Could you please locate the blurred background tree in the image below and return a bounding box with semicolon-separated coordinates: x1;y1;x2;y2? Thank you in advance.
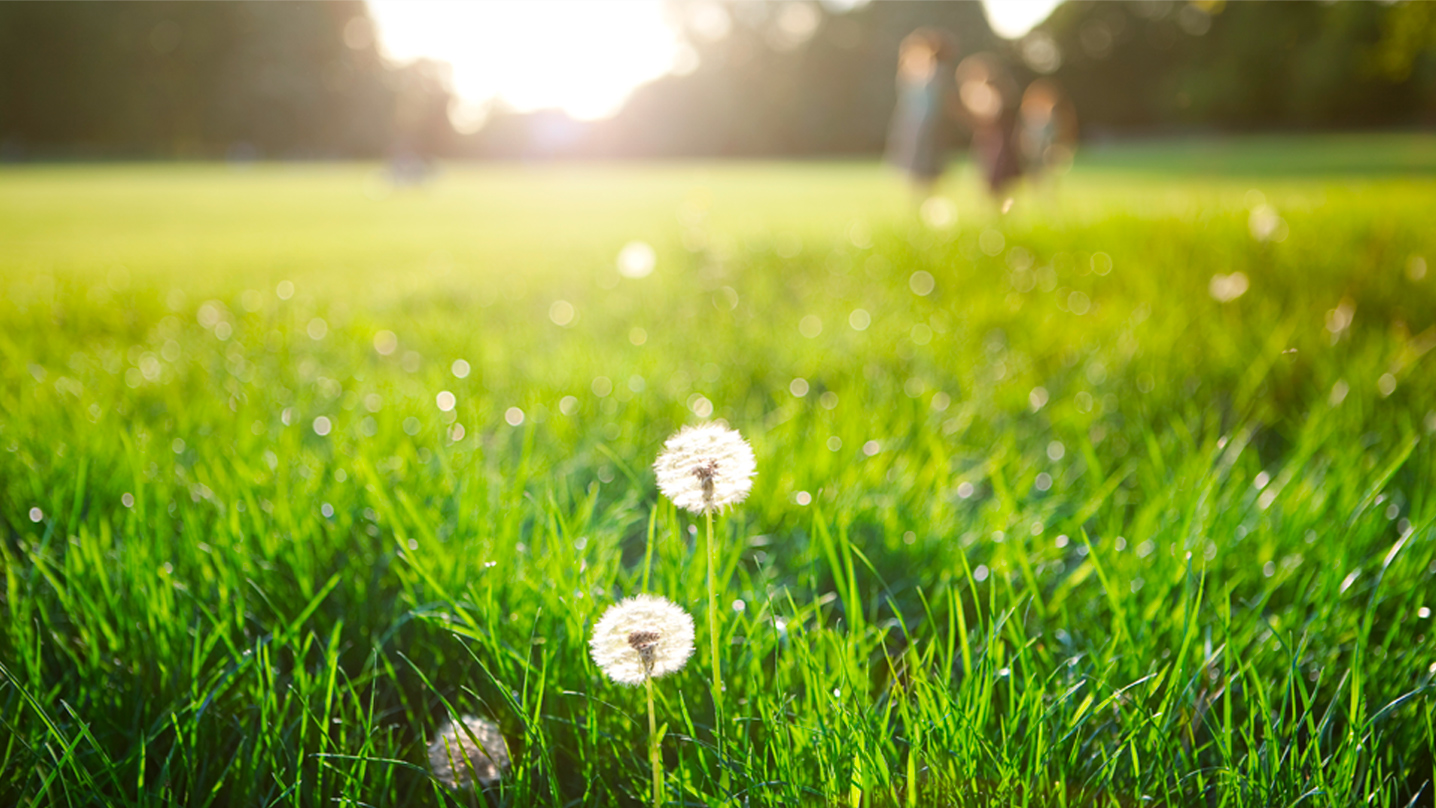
1032;0;1436;136
0;1;449;159
1;0;1433;161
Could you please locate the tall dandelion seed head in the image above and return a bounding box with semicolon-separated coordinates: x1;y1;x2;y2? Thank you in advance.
654;422;756;514
590;594;695;686
427;715;510;790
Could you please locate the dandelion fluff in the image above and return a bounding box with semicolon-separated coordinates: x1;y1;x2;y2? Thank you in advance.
653;422;756;514
590;594;695;686
427;715;509;790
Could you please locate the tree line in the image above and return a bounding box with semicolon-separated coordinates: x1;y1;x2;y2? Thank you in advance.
2;1;1433;160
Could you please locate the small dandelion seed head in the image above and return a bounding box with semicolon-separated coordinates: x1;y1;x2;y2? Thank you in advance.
590;594;695;686
427;715;509;790
654;422;756;514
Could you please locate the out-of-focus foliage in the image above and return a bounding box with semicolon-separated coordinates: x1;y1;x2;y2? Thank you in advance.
1032;1;1436;134
1374;1;1436;88
0;1;453;159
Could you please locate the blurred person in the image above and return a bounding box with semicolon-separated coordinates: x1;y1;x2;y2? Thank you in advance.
1018;79;1078;187
885;29;958;200
953;53;1022;203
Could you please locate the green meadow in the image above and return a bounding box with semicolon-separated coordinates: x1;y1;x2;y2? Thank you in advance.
2;135;1435;806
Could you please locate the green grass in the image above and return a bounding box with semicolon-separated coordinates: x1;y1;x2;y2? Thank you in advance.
2;135;1435;807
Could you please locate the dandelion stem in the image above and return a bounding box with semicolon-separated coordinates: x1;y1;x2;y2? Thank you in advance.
641;504;658;593
646;675;662;808
705;507;726;792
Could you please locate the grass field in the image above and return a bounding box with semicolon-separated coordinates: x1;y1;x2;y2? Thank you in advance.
2;135;1435;807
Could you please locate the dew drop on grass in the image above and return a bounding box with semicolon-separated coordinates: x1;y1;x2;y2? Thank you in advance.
826;436;841;451
731;599;745;613
862;440;880;457
450;359;470;378
172;438;186;454
903;531;916;545
978;229;1005;256
798;315;823;338
1035;473;1052;491
1378;373;1396;397
28;507;43;523
1408;256;1428;281
321;503;334;518
1340;570;1360;593
504;407;525;426
848;309;871;331
1055;534;1069;548
957;481;974;499
616;241;656;279
908;271;935;296
819;391;839;410
920;196;956;229
313;417;331;437
931;392;951;411
1418;607;1431;619
688;395;713;418
1029;387;1049;411
435;391;456;412
973;565;990;582
121;493;134;508
789;378;809;397
373;331;398;355
559;396;578;415
794;491;811;506
549;300;575;326
1091;252;1113;276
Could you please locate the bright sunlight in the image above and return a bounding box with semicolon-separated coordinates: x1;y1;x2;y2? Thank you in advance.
367;0;685;129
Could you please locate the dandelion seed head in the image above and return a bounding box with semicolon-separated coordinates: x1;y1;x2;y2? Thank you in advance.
654;422;756;514
427;715;509;790
590;594;695;685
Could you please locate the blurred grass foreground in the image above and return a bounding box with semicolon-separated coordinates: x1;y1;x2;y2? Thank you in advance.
2;136;1436;806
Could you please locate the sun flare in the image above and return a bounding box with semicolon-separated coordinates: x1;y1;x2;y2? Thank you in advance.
367;0;684;129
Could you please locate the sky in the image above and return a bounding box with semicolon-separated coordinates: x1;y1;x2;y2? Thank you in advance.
367;0;1063;127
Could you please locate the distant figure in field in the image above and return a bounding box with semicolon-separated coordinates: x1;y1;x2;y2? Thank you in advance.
953;53;1022;202
1018;79;1078;186
885;29;957;200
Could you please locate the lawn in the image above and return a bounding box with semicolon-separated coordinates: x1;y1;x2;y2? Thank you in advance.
2;135;1435;806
